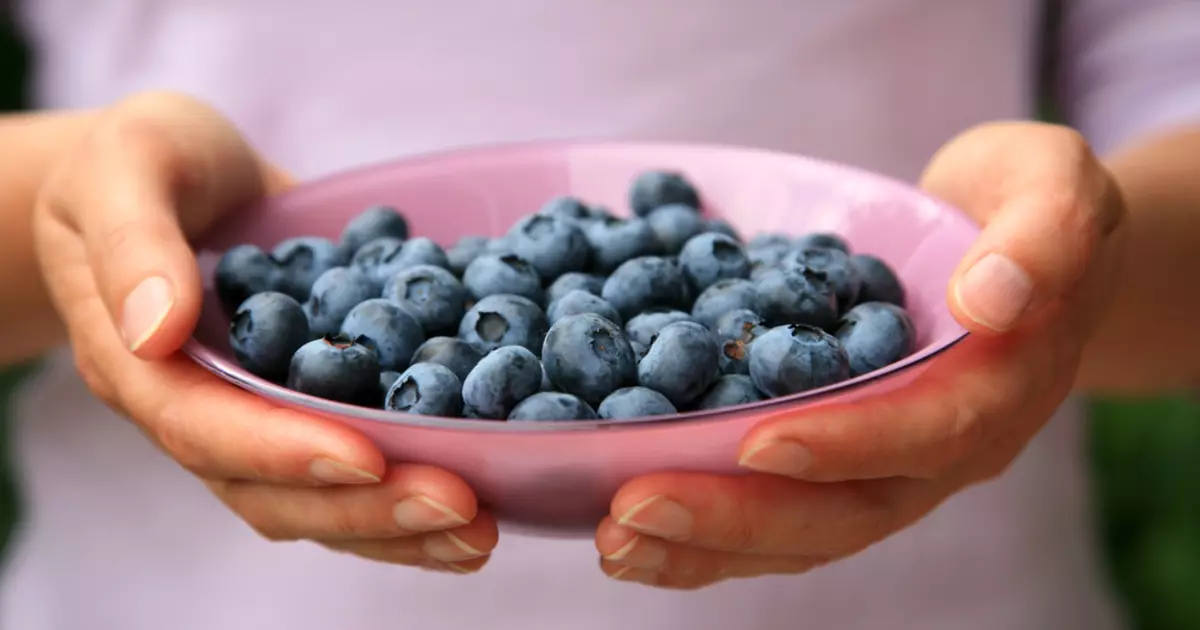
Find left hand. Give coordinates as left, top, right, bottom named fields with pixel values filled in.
left=595, top=122, right=1128, bottom=589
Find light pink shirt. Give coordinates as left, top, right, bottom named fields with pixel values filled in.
left=4, top=1, right=1200, bottom=629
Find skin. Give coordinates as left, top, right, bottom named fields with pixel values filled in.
left=0, top=94, right=1197, bottom=585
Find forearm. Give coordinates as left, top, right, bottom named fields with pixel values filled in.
left=0, top=110, right=97, bottom=366
left=1076, top=124, right=1200, bottom=393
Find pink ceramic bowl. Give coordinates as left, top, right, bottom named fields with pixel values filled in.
left=186, top=141, right=978, bottom=538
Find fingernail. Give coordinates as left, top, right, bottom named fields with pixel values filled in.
left=308, top=458, right=381, bottom=485
left=121, top=276, right=175, bottom=351
left=954, top=253, right=1033, bottom=332
left=393, top=496, right=469, bottom=531
left=424, top=531, right=487, bottom=562
left=617, top=495, right=693, bottom=540
left=738, top=440, right=814, bottom=477
left=604, top=535, right=668, bottom=570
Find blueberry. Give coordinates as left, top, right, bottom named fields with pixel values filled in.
left=228, top=292, right=310, bottom=382
left=752, top=267, right=839, bottom=330
left=271, top=237, right=346, bottom=302
left=303, top=266, right=378, bottom=337
left=714, top=309, right=770, bottom=342
left=542, top=313, right=638, bottom=407
left=339, top=299, right=426, bottom=372
left=690, top=279, right=758, bottom=329
left=624, top=310, right=694, bottom=347
left=637, top=321, right=720, bottom=408
left=507, top=392, right=599, bottom=422
left=646, top=204, right=706, bottom=255
left=537, top=196, right=592, bottom=224
left=379, top=370, right=402, bottom=405
left=596, top=386, right=677, bottom=419
left=462, top=253, right=545, bottom=305
left=851, top=254, right=906, bottom=307
left=678, top=233, right=751, bottom=293
left=393, top=237, right=451, bottom=271
left=286, top=334, right=381, bottom=406
left=546, top=272, right=607, bottom=304
left=835, top=302, right=916, bottom=377
left=540, top=363, right=555, bottom=391
left=447, top=235, right=490, bottom=277
left=781, top=247, right=862, bottom=312
left=747, top=233, right=792, bottom=252
left=705, top=218, right=741, bottom=241
left=547, top=290, right=623, bottom=326
left=409, top=336, right=485, bottom=382
left=384, top=362, right=464, bottom=417
left=584, top=216, right=662, bottom=274
left=382, top=264, right=467, bottom=335
left=461, top=345, right=543, bottom=419
left=695, top=374, right=764, bottom=410
left=507, top=214, right=592, bottom=280
left=748, top=324, right=850, bottom=396
left=350, top=237, right=406, bottom=288
left=601, top=256, right=691, bottom=320
left=630, top=340, right=649, bottom=359
left=214, top=244, right=281, bottom=315
left=718, top=337, right=753, bottom=376
left=794, top=232, right=850, bottom=254
left=630, top=170, right=701, bottom=216
left=485, top=236, right=516, bottom=255
left=340, top=205, right=410, bottom=256
left=458, top=294, right=549, bottom=355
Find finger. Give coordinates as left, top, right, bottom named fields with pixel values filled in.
left=921, top=121, right=1127, bottom=334
left=609, top=473, right=940, bottom=556
left=216, top=464, right=480, bottom=541
left=38, top=91, right=290, bottom=358
left=596, top=517, right=826, bottom=585
left=738, top=329, right=1070, bottom=483
left=322, top=512, right=497, bottom=568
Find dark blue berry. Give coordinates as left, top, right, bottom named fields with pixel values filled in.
left=340, top=205, right=410, bottom=257
left=835, top=302, right=916, bottom=377
left=624, top=310, right=694, bottom=347
left=601, top=256, right=691, bottom=320
left=637, top=321, right=720, bottom=408
left=461, top=345, right=543, bottom=419
left=385, top=362, right=464, bottom=417
left=752, top=267, right=839, bottom=330
left=507, top=392, right=598, bottom=422
left=596, top=386, right=678, bottom=419
left=705, top=219, right=741, bottom=241
left=678, top=233, right=751, bottom=293
left=630, top=170, right=701, bottom=216
left=537, top=196, right=592, bottom=224
left=350, top=237, right=407, bottom=289
left=229, top=292, right=310, bottom=382
left=542, top=313, right=638, bottom=407
left=794, top=232, right=850, bottom=254
left=393, top=237, right=451, bottom=271
left=507, top=214, right=592, bottom=280
left=547, top=290, right=623, bottom=326
left=447, top=235, right=490, bottom=277
left=782, top=247, right=862, bottom=312
left=748, top=324, right=850, bottom=397
left=382, top=264, right=467, bottom=335
left=647, top=204, right=706, bottom=255
left=340, top=299, right=426, bottom=372
left=718, top=337, right=752, bottom=376
left=462, top=253, right=545, bottom=305
left=584, top=217, right=662, bottom=274
left=851, top=254, right=906, bottom=307
left=303, top=267, right=378, bottom=337
left=714, top=309, right=770, bottom=342
left=546, top=272, right=607, bottom=305
left=286, top=334, right=381, bottom=406
left=214, top=244, right=281, bottom=315
left=691, top=279, right=758, bottom=329
left=695, top=374, right=764, bottom=410
left=409, top=336, right=485, bottom=383
left=380, top=370, right=402, bottom=405
left=457, top=294, right=549, bottom=355
left=271, top=237, right=346, bottom=302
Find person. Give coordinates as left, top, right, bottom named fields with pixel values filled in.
left=1, top=0, right=1198, bottom=628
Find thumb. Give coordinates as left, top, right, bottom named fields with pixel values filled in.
left=38, top=91, right=291, bottom=359
left=920, top=121, right=1127, bottom=335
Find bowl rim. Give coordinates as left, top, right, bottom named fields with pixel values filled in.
left=185, top=138, right=976, bottom=433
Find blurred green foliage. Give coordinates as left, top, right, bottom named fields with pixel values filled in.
left=0, top=6, right=1197, bottom=629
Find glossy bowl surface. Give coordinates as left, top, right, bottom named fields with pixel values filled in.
left=186, top=141, right=978, bottom=536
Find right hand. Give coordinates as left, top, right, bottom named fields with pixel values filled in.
left=31, top=91, right=497, bottom=573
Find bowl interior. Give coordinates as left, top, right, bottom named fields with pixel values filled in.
left=187, top=141, right=977, bottom=430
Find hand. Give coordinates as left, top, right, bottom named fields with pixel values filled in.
left=32, top=92, right=496, bottom=573
left=595, top=122, right=1128, bottom=589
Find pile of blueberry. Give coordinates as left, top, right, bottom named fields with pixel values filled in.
left=215, top=170, right=915, bottom=422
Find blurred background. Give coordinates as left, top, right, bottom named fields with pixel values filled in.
left=0, top=11, right=1197, bottom=630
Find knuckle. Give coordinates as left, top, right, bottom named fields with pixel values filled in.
left=718, top=514, right=761, bottom=554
